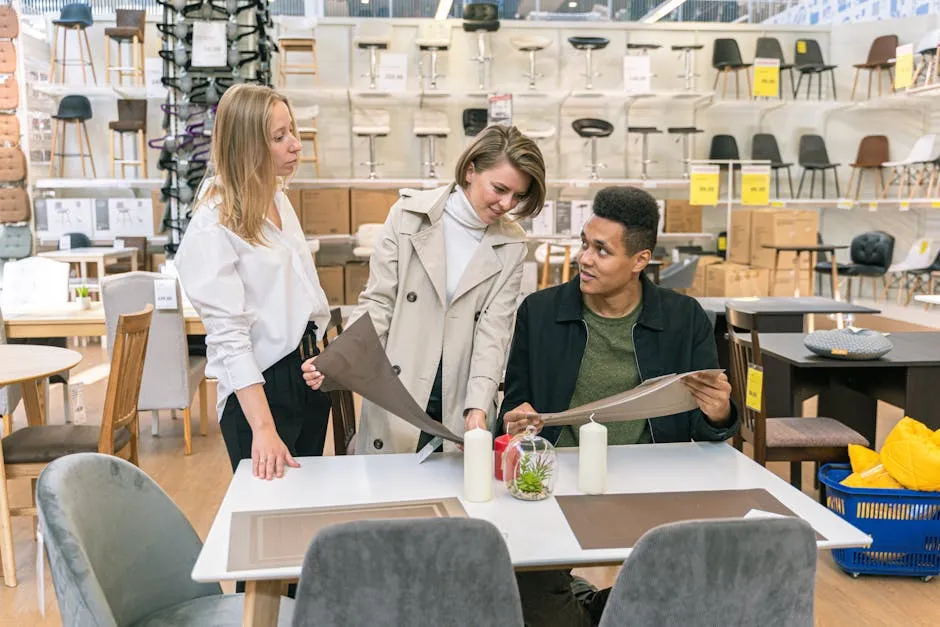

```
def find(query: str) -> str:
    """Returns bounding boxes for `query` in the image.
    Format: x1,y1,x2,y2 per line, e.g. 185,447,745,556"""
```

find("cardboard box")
663,200,703,234
687,255,724,297
285,188,303,223
350,188,399,232
344,262,371,305
770,268,815,297
706,263,769,298
728,209,753,265
301,188,350,235
317,265,345,307
34,198,95,238
749,209,819,269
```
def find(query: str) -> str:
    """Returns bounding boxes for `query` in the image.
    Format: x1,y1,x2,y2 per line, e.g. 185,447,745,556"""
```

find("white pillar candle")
578,420,607,494
463,428,494,502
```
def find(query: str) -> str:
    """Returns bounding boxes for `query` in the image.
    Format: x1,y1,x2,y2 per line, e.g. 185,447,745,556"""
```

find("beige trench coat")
349,183,526,454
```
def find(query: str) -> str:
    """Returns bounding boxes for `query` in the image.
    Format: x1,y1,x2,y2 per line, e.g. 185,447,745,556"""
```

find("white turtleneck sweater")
442,186,487,305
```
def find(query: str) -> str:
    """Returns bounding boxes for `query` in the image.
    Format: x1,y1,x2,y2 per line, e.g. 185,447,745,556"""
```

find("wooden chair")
0,305,152,587
321,307,356,456
725,305,867,502
852,35,899,100
847,135,889,200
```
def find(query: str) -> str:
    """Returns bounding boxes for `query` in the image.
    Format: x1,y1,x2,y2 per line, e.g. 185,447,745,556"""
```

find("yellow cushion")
841,444,904,489
880,417,940,491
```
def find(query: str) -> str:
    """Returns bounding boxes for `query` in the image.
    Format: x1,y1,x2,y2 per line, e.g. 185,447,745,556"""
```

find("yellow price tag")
770,200,785,208
746,365,763,412
690,166,720,206
796,40,807,55
753,58,780,98
894,44,914,90
900,201,910,212
741,166,771,206
932,201,940,209
869,202,878,212
921,240,929,254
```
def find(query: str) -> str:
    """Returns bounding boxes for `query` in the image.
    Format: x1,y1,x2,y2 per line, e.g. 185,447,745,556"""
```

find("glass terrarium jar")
503,426,557,501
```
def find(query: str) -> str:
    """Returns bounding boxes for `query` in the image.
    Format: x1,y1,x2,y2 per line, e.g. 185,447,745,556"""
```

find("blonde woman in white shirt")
303,125,546,454
176,84,331,480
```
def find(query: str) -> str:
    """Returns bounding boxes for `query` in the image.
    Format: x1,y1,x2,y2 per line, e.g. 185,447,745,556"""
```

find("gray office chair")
37,453,294,626
0,305,21,435
291,518,525,627
101,272,208,455
658,257,699,290
599,517,817,627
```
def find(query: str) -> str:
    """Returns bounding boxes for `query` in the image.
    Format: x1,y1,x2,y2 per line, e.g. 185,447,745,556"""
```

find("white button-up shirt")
175,182,330,418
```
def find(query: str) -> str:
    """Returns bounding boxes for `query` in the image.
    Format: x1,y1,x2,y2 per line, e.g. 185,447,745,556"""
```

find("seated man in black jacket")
499,186,739,627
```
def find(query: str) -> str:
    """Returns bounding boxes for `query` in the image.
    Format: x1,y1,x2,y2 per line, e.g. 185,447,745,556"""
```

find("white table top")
38,247,137,261
192,442,870,584
0,344,82,386
2,301,199,322
914,295,940,305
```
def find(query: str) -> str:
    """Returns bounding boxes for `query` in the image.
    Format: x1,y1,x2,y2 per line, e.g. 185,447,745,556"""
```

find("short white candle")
578,420,607,495
463,428,493,502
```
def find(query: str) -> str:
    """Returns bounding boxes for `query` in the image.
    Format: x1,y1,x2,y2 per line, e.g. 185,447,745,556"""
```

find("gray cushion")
766,417,869,448
131,594,295,627
804,328,892,360
1,425,131,463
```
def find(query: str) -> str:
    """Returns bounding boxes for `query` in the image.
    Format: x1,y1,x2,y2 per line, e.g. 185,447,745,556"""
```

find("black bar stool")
462,3,500,91
667,127,704,178
628,126,662,180
568,37,609,90
573,118,614,179
50,95,96,177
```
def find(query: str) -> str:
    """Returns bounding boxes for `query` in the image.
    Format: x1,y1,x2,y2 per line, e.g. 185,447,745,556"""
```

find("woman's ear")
465,162,476,186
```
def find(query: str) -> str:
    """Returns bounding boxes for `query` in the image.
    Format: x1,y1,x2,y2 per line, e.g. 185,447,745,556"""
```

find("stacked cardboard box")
350,188,400,232
344,262,371,305
300,189,350,235
705,263,770,298
318,266,345,307
687,255,724,297
663,200,703,233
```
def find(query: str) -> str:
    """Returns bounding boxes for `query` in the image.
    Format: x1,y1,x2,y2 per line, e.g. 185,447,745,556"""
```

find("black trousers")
416,359,444,453
219,323,332,473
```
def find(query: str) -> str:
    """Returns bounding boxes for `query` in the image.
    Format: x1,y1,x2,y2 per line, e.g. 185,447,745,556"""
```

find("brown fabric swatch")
556,489,823,550
315,314,464,444
228,498,468,571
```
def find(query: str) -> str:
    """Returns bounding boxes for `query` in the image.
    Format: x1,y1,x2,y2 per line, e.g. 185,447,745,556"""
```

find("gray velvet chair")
37,452,294,626
599,517,817,627
658,257,699,291
291,518,524,627
101,272,208,455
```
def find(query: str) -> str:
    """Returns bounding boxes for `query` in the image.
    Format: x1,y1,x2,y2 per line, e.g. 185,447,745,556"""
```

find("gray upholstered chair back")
36,453,221,626
0,305,22,420
291,518,525,627
658,257,699,290
599,517,817,627
101,272,190,409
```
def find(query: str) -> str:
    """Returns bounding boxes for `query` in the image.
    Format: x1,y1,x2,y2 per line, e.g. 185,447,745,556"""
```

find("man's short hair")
591,186,659,254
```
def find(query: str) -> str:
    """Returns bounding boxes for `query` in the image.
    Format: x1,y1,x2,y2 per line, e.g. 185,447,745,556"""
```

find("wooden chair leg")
75,122,86,178
82,29,97,84
790,461,803,490
183,406,192,455
104,36,111,84
49,25,59,83
745,66,752,99
199,378,209,437
0,450,17,587
847,168,857,199
851,68,860,100
49,119,59,176
1,414,10,436
81,122,96,177
109,129,115,178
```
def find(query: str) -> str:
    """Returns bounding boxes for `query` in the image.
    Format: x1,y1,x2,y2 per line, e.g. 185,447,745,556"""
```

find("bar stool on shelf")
109,99,147,179
672,43,703,91
667,127,703,178
568,36,609,90
104,9,145,86
353,109,390,180
511,36,552,90
353,23,391,90
413,110,450,179
416,21,451,90
50,95,96,177
628,126,662,180
462,3,500,91
50,3,96,84
277,38,318,87
295,105,321,177
626,43,660,78
572,118,614,180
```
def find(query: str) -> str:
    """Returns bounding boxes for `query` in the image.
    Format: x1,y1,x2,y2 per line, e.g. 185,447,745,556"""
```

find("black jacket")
497,274,739,444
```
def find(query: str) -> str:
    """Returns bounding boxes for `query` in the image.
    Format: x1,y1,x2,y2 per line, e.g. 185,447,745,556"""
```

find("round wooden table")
0,345,82,429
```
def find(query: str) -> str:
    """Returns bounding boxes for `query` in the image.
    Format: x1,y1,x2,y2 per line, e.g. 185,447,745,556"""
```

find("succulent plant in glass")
504,426,557,501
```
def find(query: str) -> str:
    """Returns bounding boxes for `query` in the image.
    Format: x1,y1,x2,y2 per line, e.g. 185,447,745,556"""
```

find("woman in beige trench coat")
303,125,546,454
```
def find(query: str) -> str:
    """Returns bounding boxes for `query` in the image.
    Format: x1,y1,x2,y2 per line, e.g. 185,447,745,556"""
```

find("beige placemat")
556,489,822,550
228,498,467,571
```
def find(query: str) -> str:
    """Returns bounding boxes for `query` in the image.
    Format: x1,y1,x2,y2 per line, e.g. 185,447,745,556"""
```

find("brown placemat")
556,489,823,550
228,498,467,571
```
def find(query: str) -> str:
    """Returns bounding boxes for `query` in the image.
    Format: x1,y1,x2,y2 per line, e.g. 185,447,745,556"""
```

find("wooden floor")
2,318,940,626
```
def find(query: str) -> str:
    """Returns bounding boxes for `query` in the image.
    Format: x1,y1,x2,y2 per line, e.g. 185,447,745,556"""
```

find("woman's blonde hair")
454,125,546,219
197,84,297,245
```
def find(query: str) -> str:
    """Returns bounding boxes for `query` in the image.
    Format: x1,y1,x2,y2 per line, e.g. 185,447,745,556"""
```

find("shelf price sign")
741,165,771,206
753,58,780,98
895,44,914,90
689,165,720,206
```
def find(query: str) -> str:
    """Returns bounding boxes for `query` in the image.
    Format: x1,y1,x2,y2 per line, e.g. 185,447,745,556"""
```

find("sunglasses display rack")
157,0,277,255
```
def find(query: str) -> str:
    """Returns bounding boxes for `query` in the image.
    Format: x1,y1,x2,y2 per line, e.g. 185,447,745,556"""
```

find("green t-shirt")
556,300,652,447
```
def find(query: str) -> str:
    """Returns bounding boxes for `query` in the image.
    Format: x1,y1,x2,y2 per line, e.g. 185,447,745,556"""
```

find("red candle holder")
494,434,511,481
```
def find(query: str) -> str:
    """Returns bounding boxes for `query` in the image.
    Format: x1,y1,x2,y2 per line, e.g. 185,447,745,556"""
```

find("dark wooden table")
697,297,880,370
762,244,848,298
758,332,940,446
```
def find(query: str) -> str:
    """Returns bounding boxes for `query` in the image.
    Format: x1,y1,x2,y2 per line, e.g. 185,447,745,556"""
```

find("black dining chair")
797,134,841,198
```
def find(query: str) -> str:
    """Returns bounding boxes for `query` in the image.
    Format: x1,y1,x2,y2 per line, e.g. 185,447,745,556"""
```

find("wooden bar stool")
109,99,147,179
104,9,145,86
295,105,321,177
49,3,96,85
50,95,96,177
536,241,578,289
277,38,318,87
